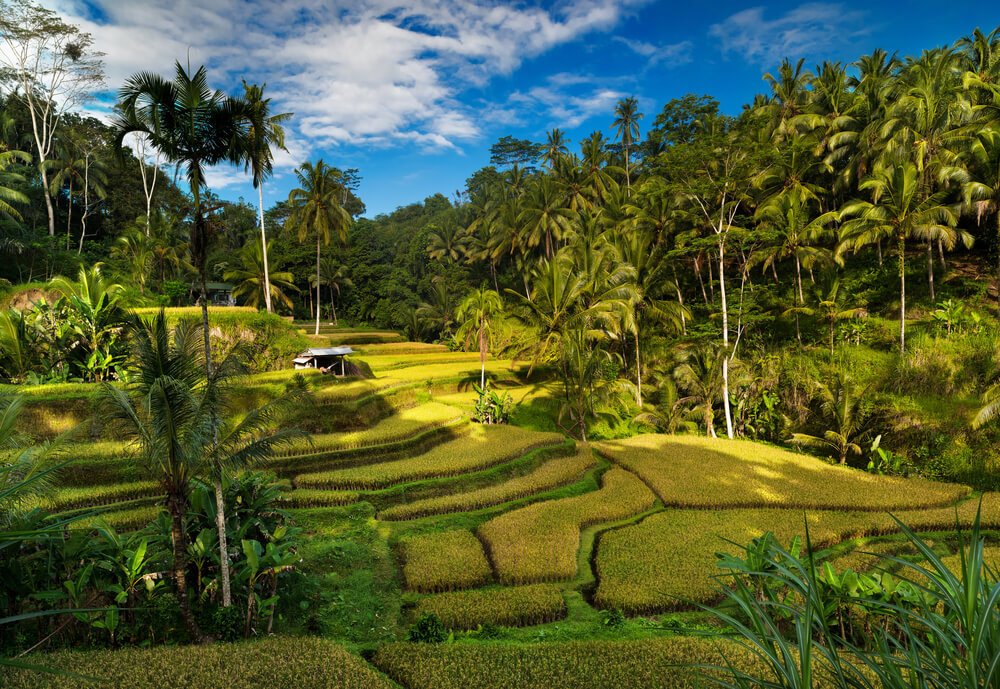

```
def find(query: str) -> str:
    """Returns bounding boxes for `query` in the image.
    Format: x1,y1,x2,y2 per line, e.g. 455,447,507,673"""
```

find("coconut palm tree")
963,129,1000,306
241,81,291,314
100,311,301,638
309,256,352,325
285,160,351,335
456,286,503,388
0,147,29,222
541,128,569,170
425,222,471,263
673,342,726,438
612,97,643,194
791,371,876,464
225,239,298,310
783,278,868,354
114,61,251,370
518,175,575,259
839,162,966,352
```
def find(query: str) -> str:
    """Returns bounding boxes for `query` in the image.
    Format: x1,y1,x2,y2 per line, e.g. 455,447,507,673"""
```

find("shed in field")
293,347,354,375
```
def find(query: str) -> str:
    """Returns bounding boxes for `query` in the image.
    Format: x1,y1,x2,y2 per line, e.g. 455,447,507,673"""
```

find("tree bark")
40,165,56,237
719,237,734,440
214,475,231,608
899,234,906,354
634,330,642,408
168,494,201,641
926,242,935,302
315,236,322,336
258,184,273,313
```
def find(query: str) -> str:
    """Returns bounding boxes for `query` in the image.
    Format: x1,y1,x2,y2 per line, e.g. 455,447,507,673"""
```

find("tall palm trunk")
718,236,734,440
315,236,322,336
40,165,55,236
258,184,273,313
795,255,804,345
65,178,73,251
168,494,201,640
479,325,486,388
926,242,935,301
634,329,642,407
899,233,906,353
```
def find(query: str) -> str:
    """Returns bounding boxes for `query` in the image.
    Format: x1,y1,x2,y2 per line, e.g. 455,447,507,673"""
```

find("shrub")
407,612,448,642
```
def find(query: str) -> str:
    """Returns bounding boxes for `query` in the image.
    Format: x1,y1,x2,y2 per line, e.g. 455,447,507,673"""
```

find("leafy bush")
407,612,449,642
472,381,514,424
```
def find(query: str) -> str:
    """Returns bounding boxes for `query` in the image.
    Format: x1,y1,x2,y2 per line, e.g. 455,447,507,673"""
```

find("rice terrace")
1,1,1000,687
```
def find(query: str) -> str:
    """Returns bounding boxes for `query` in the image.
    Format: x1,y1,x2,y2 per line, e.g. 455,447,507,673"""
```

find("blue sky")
51,1,1000,217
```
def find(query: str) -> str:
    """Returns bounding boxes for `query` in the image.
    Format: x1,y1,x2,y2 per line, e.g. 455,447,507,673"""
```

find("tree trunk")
315,236,322,336
168,494,201,641
926,241,935,302
634,329,642,407
40,165,55,237
672,266,686,336
794,255,804,345
65,178,73,251
479,325,487,389
214,475,232,608
258,184,273,313
899,234,906,354
718,238,734,440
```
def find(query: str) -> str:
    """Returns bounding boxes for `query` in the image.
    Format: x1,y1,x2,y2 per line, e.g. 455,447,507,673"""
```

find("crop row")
400,530,492,593
413,584,566,629
379,448,595,520
597,434,970,511
478,467,657,584
270,402,465,459
41,480,159,511
277,489,361,508
371,636,817,689
296,425,565,490
594,493,1000,614
1,636,394,689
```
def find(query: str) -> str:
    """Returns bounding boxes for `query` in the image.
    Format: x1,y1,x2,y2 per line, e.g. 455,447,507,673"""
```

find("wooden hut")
293,347,354,375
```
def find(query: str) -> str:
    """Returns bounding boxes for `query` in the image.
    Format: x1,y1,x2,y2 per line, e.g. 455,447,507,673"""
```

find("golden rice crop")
271,402,465,459
401,530,492,592
360,351,482,371
380,448,595,520
354,342,449,355
277,489,360,508
296,425,564,490
42,481,159,510
371,636,824,689
0,636,394,689
413,584,566,629
479,467,656,584
594,495,1000,614
597,434,970,510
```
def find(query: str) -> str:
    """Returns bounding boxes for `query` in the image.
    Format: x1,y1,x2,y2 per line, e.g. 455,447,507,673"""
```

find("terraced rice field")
19,339,1000,688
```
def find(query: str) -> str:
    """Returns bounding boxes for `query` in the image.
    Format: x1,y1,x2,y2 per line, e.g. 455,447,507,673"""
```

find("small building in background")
293,347,354,375
198,282,236,306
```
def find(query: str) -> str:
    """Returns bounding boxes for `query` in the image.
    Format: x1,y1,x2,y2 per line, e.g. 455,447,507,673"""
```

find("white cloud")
47,0,648,163
613,37,693,67
511,75,628,130
709,3,868,66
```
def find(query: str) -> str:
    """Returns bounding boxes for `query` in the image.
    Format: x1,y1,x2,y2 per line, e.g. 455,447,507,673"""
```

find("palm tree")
541,128,568,169
425,222,471,263
241,81,291,314
415,281,457,338
49,263,125,380
42,142,84,249
673,342,726,438
0,147,30,222
100,311,301,637
839,162,965,352
111,227,153,295
963,129,1000,307
225,239,298,310
285,160,351,335
612,97,643,194
519,175,575,259
114,61,250,371
456,286,503,388
309,256,352,325
783,279,867,354
791,371,876,464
